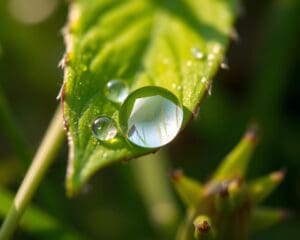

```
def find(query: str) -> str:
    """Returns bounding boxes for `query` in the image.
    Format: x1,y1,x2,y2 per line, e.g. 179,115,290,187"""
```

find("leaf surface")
62,0,238,195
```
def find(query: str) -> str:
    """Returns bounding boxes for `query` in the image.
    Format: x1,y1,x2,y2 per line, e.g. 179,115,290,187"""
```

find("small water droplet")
92,116,118,141
172,83,177,89
208,61,214,67
191,47,204,60
105,79,129,104
212,44,222,54
201,76,207,83
207,54,215,61
119,86,183,148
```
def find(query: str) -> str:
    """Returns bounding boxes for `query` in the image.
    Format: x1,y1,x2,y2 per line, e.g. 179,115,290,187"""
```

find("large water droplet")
119,86,183,148
92,116,118,141
105,79,129,104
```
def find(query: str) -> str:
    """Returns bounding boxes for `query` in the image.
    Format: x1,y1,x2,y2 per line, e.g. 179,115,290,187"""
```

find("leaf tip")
244,123,260,145
270,169,286,183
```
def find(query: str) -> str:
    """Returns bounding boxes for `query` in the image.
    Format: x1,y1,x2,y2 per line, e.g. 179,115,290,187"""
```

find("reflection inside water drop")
119,86,183,148
105,79,129,104
92,116,118,141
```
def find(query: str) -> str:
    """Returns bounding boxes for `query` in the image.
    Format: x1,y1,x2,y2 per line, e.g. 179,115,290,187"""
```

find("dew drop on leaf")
92,116,118,141
119,86,183,149
105,79,129,104
208,53,215,61
191,47,204,60
201,76,208,83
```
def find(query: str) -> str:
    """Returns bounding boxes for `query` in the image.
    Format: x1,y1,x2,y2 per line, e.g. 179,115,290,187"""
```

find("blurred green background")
0,0,299,239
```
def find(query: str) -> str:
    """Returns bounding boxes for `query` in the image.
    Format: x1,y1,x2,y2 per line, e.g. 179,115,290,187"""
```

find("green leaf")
62,0,238,195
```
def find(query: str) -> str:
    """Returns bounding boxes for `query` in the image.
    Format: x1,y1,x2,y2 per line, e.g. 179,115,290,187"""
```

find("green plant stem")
0,107,64,240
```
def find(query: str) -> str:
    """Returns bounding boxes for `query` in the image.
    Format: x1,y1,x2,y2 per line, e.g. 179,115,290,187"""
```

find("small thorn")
192,104,201,119
206,81,213,96
56,81,66,101
58,56,65,69
170,169,183,182
60,25,69,37
58,52,73,69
